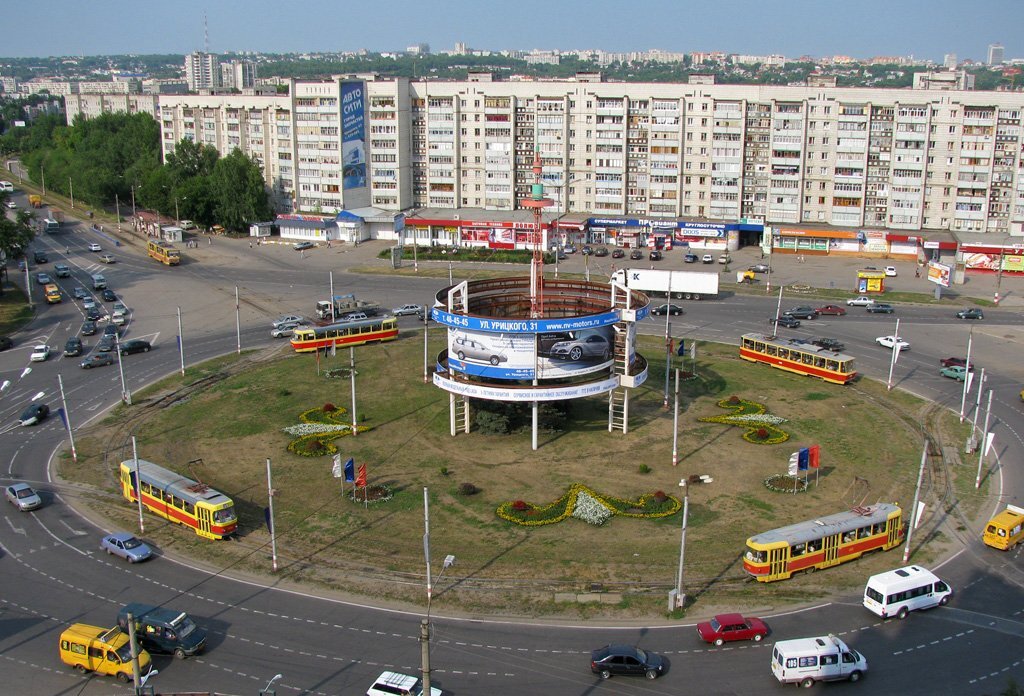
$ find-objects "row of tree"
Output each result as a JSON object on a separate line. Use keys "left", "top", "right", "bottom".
{"left": 1, "top": 108, "right": 272, "bottom": 234}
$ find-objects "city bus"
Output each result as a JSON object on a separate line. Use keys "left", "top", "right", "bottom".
{"left": 740, "top": 332, "right": 857, "bottom": 385}
{"left": 743, "top": 503, "right": 903, "bottom": 582}
{"left": 44, "top": 283, "right": 62, "bottom": 304}
{"left": 118, "top": 458, "right": 236, "bottom": 540}
{"left": 983, "top": 504, "right": 1024, "bottom": 551}
{"left": 147, "top": 240, "right": 181, "bottom": 265}
{"left": 290, "top": 316, "right": 398, "bottom": 353}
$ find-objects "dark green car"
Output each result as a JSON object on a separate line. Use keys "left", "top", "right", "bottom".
{"left": 955, "top": 308, "right": 984, "bottom": 320}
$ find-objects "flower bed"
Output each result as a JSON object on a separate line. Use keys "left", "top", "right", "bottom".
{"left": 764, "top": 474, "right": 808, "bottom": 493}
{"left": 347, "top": 483, "right": 393, "bottom": 504}
{"left": 283, "top": 404, "right": 370, "bottom": 457}
{"left": 496, "top": 483, "right": 681, "bottom": 527}
{"left": 698, "top": 396, "right": 789, "bottom": 445}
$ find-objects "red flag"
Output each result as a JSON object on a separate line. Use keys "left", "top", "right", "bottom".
{"left": 355, "top": 463, "right": 367, "bottom": 487}
{"left": 808, "top": 445, "right": 820, "bottom": 469}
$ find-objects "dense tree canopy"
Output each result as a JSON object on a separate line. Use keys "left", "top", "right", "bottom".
{"left": 6, "top": 111, "right": 271, "bottom": 233}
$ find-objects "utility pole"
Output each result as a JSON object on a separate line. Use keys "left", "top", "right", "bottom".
{"left": 69, "top": 177, "right": 74, "bottom": 209}
{"left": 350, "top": 347, "right": 358, "bottom": 436}
{"left": 132, "top": 437, "right": 144, "bottom": 533}
{"left": 902, "top": 443, "right": 928, "bottom": 563}
{"left": 235, "top": 286, "right": 241, "bottom": 354}
{"left": 975, "top": 390, "right": 994, "bottom": 489}
{"left": 672, "top": 368, "right": 680, "bottom": 466}
{"left": 958, "top": 330, "right": 973, "bottom": 422}
{"left": 57, "top": 374, "right": 77, "bottom": 462}
{"left": 267, "top": 458, "right": 278, "bottom": 571}
{"left": 177, "top": 306, "right": 185, "bottom": 376}
{"left": 672, "top": 479, "right": 689, "bottom": 610}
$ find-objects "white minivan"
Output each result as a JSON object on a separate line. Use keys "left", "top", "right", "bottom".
{"left": 863, "top": 565, "right": 952, "bottom": 619}
{"left": 771, "top": 634, "right": 867, "bottom": 688}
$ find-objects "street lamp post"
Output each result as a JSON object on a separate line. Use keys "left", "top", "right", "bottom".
{"left": 671, "top": 478, "right": 689, "bottom": 610}
{"left": 40, "top": 164, "right": 45, "bottom": 196}
{"left": 174, "top": 196, "right": 180, "bottom": 226}
{"left": 69, "top": 176, "right": 74, "bottom": 209}
{"left": 421, "top": 553, "right": 455, "bottom": 696}
{"left": 114, "top": 334, "right": 131, "bottom": 405}
{"left": 115, "top": 194, "right": 122, "bottom": 231}
{"left": 260, "top": 673, "right": 283, "bottom": 696}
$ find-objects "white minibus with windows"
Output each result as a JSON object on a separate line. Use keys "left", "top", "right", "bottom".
{"left": 771, "top": 634, "right": 867, "bottom": 687}
{"left": 863, "top": 565, "right": 952, "bottom": 619}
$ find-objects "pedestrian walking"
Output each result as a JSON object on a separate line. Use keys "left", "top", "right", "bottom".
{"left": 249, "top": 241, "right": 253, "bottom": 249}
{"left": 208, "top": 237, "right": 212, "bottom": 246}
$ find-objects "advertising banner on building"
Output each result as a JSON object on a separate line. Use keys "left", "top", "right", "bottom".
{"left": 961, "top": 248, "right": 1024, "bottom": 272}
{"left": 863, "top": 230, "right": 888, "bottom": 254}
{"left": 448, "top": 328, "right": 534, "bottom": 379}
{"left": 340, "top": 81, "right": 366, "bottom": 191}
{"left": 488, "top": 228, "right": 515, "bottom": 249}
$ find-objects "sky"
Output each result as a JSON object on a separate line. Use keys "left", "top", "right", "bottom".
{"left": 3, "top": 0, "right": 1022, "bottom": 63}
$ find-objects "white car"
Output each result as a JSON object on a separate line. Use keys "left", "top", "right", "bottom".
{"left": 392, "top": 304, "right": 424, "bottom": 317}
{"left": 4, "top": 201, "right": 16, "bottom": 209}
{"left": 701, "top": 254, "right": 714, "bottom": 264}
{"left": 876, "top": 335, "right": 910, "bottom": 351}
{"left": 179, "top": 220, "right": 196, "bottom": 230}
{"left": 272, "top": 314, "right": 305, "bottom": 328}
{"left": 99, "top": 253, "right": 116, "bottom": 264}
{"left": 846, "top": 296, "right": 876, "bottom": 307}
{"left": 366, "top": 671, "right": 442, "bottom": 696}
{"left": 111, "top": 310, "right": 127, "bottom": 326}
{"left": 30, "top": 344, "right": 51, "bottom": 362}
{"left": 87, "top": 243, "right": 102, "bottom": 252}
{"left": 271, "top": 321, "right": 303, "bottom": 338}
{"left": 884, "top": 266, "right": 897, "bottom": 277}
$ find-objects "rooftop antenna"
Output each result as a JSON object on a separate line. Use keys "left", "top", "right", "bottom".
{"left": 204, "top": 13, "right": 209, "bottom": 53}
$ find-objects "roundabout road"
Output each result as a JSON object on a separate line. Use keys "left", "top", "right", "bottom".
{"left": 1, "top": 221, "right": 1022, "bottom": 695}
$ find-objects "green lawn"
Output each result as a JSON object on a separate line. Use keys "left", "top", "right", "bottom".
{"left": 60, "top": 331, "right": 979, "bottom": 618}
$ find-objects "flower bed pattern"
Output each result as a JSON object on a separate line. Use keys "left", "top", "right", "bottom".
{"left": 283, "top": 404, "right": 370, "bottom": 457}
{"left": 764, "top": 474, "right": 808, "bottom": 493}
{"left": 699, "top": 396, "right": 789, "bottom": 445}
{"left": 496, "top": 483, "right": 681, "bottom": 527}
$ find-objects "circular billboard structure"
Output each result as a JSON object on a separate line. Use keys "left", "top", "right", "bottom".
{"left": 431, "top": 277, "right": 651, "bottom": 443}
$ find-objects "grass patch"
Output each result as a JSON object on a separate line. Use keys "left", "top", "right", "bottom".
{"left": 59, "top": 331, "right": 982, "bottom": 618}
{"left": 0, "top": 283, "right": 33, "bottom": 336}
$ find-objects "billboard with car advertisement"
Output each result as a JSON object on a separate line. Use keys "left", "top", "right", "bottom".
{"left": 927, "top": 261, "right": 952, "bottom": 288}
{"left": 439, "top": 309, "right": 620, "bottom": 380}
{"left": 446, "top": 326, "right": 615, "bottom": 379}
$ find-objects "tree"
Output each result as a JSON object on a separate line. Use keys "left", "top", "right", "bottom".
{"left": 0, "top": 195, "right": 37, "bottom": 294}
{"left": 210, "top": 149, "right": 272, "bottom": 232}
{"left": 165, "top": 139, "right": 219, "bottom": 182}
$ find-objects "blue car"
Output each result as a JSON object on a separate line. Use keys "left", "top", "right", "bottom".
{"left": 100, "top": 532, "right": 153, "bottom": 563}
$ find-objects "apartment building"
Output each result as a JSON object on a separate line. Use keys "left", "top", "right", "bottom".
{"left": 65, "top": 93, "right": 159, "bottom": 123}
{"left": 142, "top": 77, "right": 1024, "bottom": 237}
{"left": 185, "top": 52, "right": 220, "bottom": 91}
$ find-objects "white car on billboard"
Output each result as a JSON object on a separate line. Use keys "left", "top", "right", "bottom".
{"left": 452, "top": 336, "right": 507, "bottom": 365}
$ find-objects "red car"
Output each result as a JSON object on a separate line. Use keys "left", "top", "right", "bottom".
{"left": 940, "top": 357, "right": 974, "bottom": 370}
{"left": 696, "top": 613, "right": 769, "bottom": 646}
{"left": 815, "top": 304, "right": 847, "bottom": 316}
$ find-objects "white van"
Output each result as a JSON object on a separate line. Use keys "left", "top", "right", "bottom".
{"left": 863, "top": 565, "right": 952, "bottom": 619}
{"left": 771, "top": 634, "right": 867, "bottom": 688}
{"left": 0, "top": 181, "right": 14, "bottom": 192}
{"left": 91, "top": 273, "right": 107, "bottom": 290}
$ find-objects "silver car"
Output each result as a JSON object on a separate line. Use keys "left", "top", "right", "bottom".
{"left": 452, "top": 336, "right": 507, "bottom": 365}
{"left": 6, "top": 482, "right": 43, "bottom": 511}
{"left": 550, "top": 333, "right": 610, "bottom": 362}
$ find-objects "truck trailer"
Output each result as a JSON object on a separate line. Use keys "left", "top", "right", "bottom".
{"left": 315, "top": 293, "right": 382, "bottom": 320}
{"left": 611, "top": 268, "right": 719, "bottom": 300}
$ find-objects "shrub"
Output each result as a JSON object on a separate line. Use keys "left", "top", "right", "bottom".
{"left": 457, "top": 482, "right": 480, "bottom": 496}
{"left": 322, "top": 403, "right": 336, "bottom": 412}
{"left": 303, "top": 440, "right": 326, "bottom": 454}
{"left": 756, "top": 427, "right": 769, "bottom": 440}
{"left": 652, "top": 490, "right": 667, "bottom": 503}
{"left": 727, "top": 395, "right": 741, "bottom": 404}
{"left": 638, "top": 463, "right": 651, "bottom": 474}
{"left": 511, "top": 500, "right": 528, "bottom": 511}
{"left": 439, "top": 466, "right": 450, "bottom": 476}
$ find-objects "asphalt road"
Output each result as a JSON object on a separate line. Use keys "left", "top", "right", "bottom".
{"left": 1, "top": 197, "right": 1023, "bottom": 695}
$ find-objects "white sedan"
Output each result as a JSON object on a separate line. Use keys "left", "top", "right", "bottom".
{"left": 884, "top": 266, "right": 897, "bottom": 277}
{"left": 87, "top": 243, "right": 102, "bottom": 252}
{"left": 30, "top": 344, "right": 51, "bottom": 362}
{"left": 876, "top": 335, "right": 910, "bottom": 351}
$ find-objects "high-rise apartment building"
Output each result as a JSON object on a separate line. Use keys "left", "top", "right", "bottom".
{"left": 147, "top": 76, "right": 1024, "bottom": 236}
{"left": 987, "top": 44, "right": 1004, "bottom": 66}
{"left": 220, "top": 60, "right": 257, "bottom": 90}
{"left": 185, "top": 52, "right": 220, "bottom": 91}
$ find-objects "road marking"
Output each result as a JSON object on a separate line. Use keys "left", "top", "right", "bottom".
{"left": 58, "top": 519, "right": 87, "bottom": 537}
{"left": 5, "top": 517, "right": 26, "bottom": 535}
